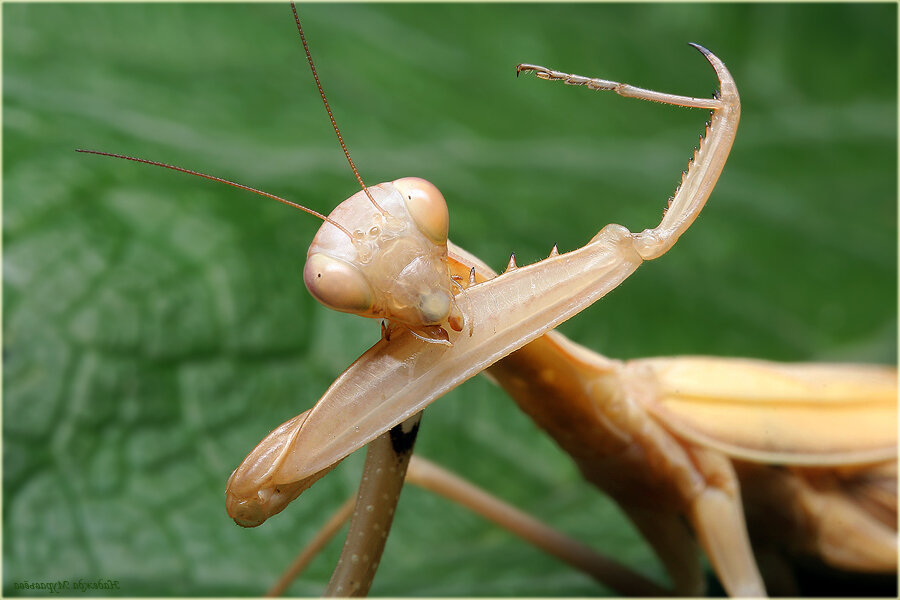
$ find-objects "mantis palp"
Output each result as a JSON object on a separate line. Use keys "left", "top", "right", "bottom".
{"left": 5, "top": 3, "right": 896, "bottom": 596}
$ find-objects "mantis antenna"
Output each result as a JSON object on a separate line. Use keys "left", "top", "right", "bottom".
{"left": 74, "top": 149, "right": 356, "bottom": 241}
{"left": 290, "top": 2, "right": 388, "bottom": 217}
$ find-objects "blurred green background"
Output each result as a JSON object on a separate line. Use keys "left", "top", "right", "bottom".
{"left": 4, "top": 3, "right": 896, "bottom": 596}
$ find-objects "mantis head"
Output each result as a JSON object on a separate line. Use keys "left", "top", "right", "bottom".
{"left": 304, "top": 177, "right": 465, "bottom": 343}
{"left": 291, "top": 9, "right": 462, "bottom": 344}
{"left": 78, "top": 9, "right": 467, "bottom": 346}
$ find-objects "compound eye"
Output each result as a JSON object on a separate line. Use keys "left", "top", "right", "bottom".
{"left": 393, "top": 177, "right": 449, "bottom": 245}
{"left": 304, "top": 253, "right": 375, "bottom": 315}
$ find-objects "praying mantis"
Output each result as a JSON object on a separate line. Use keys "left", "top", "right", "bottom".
{"left": 212, "top": 5, "right": 896, "bottom": 596}
{"left": 4, "top": 3, "right": 897, "bottom": 597}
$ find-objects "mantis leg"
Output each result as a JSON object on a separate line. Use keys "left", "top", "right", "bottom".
{"left": 324, "top": 414, "right": 422, "bottom": 597}
{"left": 519, "top": 44, "right": 740, "bottom": 261}
{"left": 738, "top": 461, "right": 898, "bottom": 575}
{"left": 405, "top": 456, "right": 669, "bottom": 597}
{"left": 686, "top": 446, "right": 766, "bottom": 597}
{"left": 615, "top": 504, "right": 705, "bottom": 596}
{"left": 267, "top": 498, "right": 355, "bottom": 597}
{"left": 271, "top": 452, "right": 668, "bottom": 596}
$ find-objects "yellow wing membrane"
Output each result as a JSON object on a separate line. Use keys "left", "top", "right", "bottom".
{"left": 632, "top": 357, "right": 897, "bottom": 466}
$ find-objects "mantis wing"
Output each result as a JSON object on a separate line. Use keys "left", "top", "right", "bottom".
{"left": 628, "top": 356, "right": 897, "bottom": 466}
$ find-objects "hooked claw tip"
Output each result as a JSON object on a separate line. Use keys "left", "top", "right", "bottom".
{"left": 515, "top": 63, "right": 540, "bottom": 77}
{"left": 687, "top": 42, "right": 713, "bottom": 57}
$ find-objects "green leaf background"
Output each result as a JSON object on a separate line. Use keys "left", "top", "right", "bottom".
{"left": 4, "top": 3, "right": 896, "bottom": 596}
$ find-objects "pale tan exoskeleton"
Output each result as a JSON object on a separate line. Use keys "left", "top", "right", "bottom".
{"left": 304, "top": 176, "right": 464, "bottom": 345}
{"left": 78, "top": 4, "right": 897, "bottom": 597}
